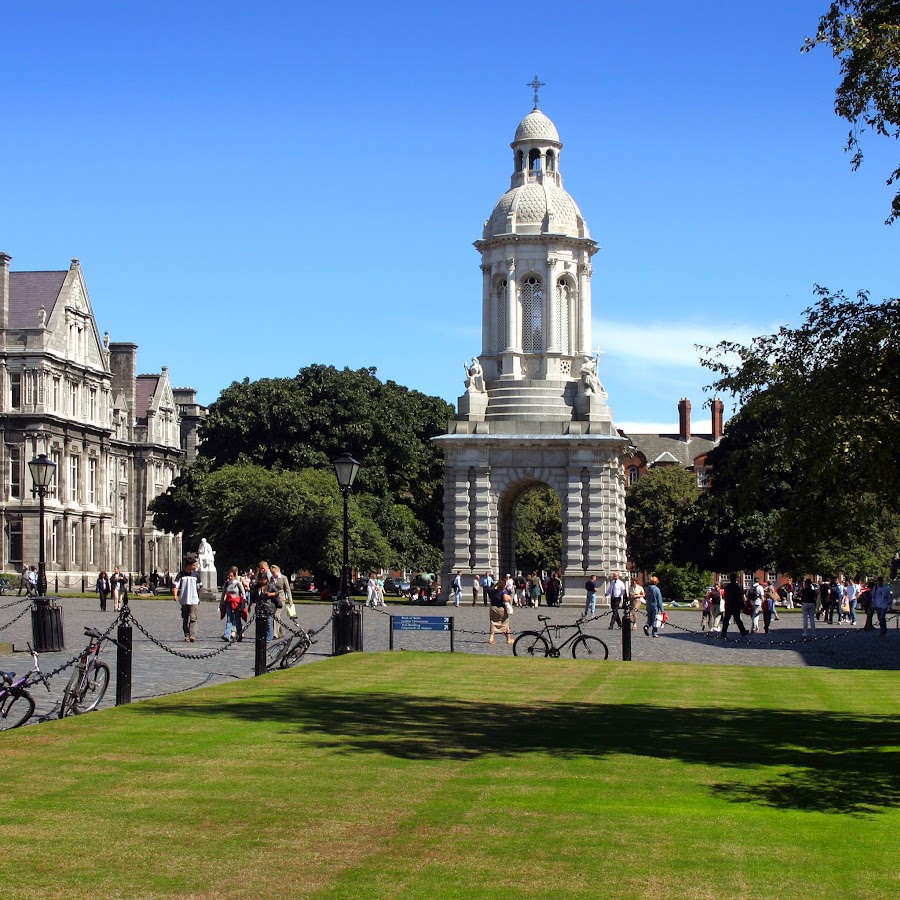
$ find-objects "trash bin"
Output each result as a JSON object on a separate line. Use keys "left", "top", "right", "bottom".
{"left": 332, "top": 601, "right": 363, "bottom": 655}
{"left": 31, "top": 597, "right": 64, "bottom": 652}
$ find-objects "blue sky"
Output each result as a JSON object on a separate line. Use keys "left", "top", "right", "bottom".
{"left": 2, "top": 0, "right": 897, "bottom": 431}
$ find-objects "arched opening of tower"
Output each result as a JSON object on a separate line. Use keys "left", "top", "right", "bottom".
{"left": 501, "top": 483, "right": 562, "bottom": 579}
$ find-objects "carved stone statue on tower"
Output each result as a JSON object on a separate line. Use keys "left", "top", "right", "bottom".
{"left": 464, "top": 357, "right": 486, "bottom": 393}
{"left": 580, "top": 357, "right": 602, "bottom": 395}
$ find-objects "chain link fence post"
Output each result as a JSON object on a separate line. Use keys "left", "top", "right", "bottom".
{"left": 622, "top": 598, "right": 632, "bottom": 661}
{"left": 116, "top": 602, "right": 132, "bottom": 706}
{"left": 254, "top": 600, "right": 267, "bottom": 676}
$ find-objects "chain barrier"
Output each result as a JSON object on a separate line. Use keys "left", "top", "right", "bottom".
{"left": 132, "top": 672, "right": 242, "bottom": 702}
{"left": 127, "top": 611, "right": 239, "bottom": 660}
{"left": 0, "top": 595, "right": 32, "bottom": 610}
{"left": 0, "top": 603, "right": 33, "bottom": 634}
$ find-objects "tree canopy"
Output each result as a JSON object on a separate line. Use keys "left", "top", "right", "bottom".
{"left": 804, "top": 0, "right": 900, "bottom": 223}
{"left": 700, "top": 286, "right": 900, "bottom": 575}
{"left": 151, "top": 365, "right": 454, "bottom": 577}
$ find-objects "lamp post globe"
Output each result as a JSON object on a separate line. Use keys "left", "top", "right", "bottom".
{"left": 28, "top": 453, "right": 56, "bottom": 598}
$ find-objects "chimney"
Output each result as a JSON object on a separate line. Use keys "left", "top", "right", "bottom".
{"left": 711, "top": 398, "right": 724, "bottom": 441}
{"left": 108, "top": 342, "right": 138, "bottom": 427}
{"left": 0, "top": 252, "right": 10, "bottom": 332}
{"left": 678, "top": 398, "right": 691, "bottom": 441}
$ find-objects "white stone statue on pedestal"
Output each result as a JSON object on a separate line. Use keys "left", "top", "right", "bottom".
{"left": 464, "top": 357, "right": 486, "bottom": 393}
{"left": 580, "top": 357, "right": 602, "bottom": 395}
{"left": 197, "top": 538, "right": 217, "bottom": 593}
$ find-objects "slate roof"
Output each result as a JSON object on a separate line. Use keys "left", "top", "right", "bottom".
{"left": 8, "top": 271, "right": 67, "bottom": 329}
{"left": 135, "top": 375, "right": 160, "bottom": 425}
{"left": 619, "top": 431, "right": 718, "bottom": 468}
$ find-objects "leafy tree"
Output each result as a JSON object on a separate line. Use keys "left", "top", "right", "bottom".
{"left": 160, "top": 463, "right": 392, "bottom": 579}
{"left": 804, "top": 0, "right": 900, "bottom": 223}
{"left": 701, "top": 286, "right": 900, "bottom": 574}
{"left": 653, "top": 561, "right": 712, "bottom": 602}
{"left": 514, "top": 486, "right": 562, "bottom": 574}
{"left": 626, "top": 466, "right": 700, "bottom": 572}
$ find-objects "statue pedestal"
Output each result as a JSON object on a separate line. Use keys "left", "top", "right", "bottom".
{"left": 457, "top": 390, "right": 488, "bottom": 421}
{"left": 574, "top": 390, "right": 610, "bottom": 422}
{"left": 199, "top": 567, "right": 218, "bottom": 601}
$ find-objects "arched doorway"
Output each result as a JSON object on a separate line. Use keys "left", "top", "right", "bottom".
{"left": 498, "top": 480, "right": 562, "bottom": 578}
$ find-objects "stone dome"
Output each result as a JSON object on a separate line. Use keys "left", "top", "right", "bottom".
{"left": 514, "top": 109, "right": 560, "bottom": 144}
{"left": 483, "top": 181, "right": 589, "bottom": 239}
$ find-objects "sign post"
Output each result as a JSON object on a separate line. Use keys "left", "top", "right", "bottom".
{"left": 389, "top": 615, "right": 454, "bottom": 652}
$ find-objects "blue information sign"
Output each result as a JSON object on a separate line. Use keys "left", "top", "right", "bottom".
{"left": 392, "top": 616, "right": 451, "bottom": 632}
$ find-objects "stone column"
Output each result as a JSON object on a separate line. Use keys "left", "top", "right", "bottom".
{"left": 577, "top": 261, "right": 592, "bottom": 355}
{"left": 546, "top": 257, "right": 559, "bottom": 352}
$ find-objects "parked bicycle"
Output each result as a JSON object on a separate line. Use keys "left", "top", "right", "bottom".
{"left": 59, "top": 627, "right": 116, "bottom": 717}
{"left": 513, "top": 615, "right": 609, "bottom": 659}
{"left": 265, "top": 625, "right": 318, "bottom": 672}
{"left": 0, "top": 644, "right": 51, "bottom": 731}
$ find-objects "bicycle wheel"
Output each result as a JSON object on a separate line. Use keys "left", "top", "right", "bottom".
{"left": 513, "top": 632, "right": 550, "bottom": 657}
{"left": 279, "top": 637, "right": 311, "bottom": 669}
{"left": 265, "top": 639, "right": 288, "bottom": 672}
{"left": 59, "top": 665, "right": 84, "bottom": 718}
{"left": 72, "top": 662, "right": 110, "bottom": 714}
{"left": 571, "top": 635, "right": 609, "bottom": 660}
{"left": 0, "top": 691, "right": 35, "bottom": 730}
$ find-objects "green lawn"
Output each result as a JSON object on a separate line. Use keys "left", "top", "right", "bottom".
{"left": 0, "top": 654, "right": 897, "bottom": 899}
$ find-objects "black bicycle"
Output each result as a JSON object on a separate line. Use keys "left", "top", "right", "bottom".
{"left": 0, "top": 644, "right": 51, "bottom": 731}
{"left": 513, "top": 615, "right": 609, "bottom": 659}
{"left": 265, "top": 625, "right": 318, "bottom": 671}
{"left": 59, "top": 627, "right": 116, "bottom": 717}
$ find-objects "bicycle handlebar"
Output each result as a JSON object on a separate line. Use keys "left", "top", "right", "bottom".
{"left": 84, "top": 627, "right": 119, "bottom": 647}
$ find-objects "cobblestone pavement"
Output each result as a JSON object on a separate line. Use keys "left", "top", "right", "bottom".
{"left": 1, "top": 595, "right": 897, "bottom": 724}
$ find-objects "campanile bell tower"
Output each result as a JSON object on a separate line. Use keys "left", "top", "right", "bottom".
{"left": 435, "top": 82, "right": 628, "bottom": 597}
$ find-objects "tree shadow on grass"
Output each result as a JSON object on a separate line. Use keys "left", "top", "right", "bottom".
{"left": 146, "top": 690, "right": 900, "bottom": 815}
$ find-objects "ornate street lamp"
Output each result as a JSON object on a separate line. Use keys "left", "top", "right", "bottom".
{"left": 332, "top": 452, "right": 361, "bottom": 654}
{"left": 28, "top": 453, "right": 56, "bottom": 597}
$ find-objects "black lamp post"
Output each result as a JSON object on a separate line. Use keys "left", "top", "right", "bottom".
{"left": 28, "top": 453, "right": 56, "bottom": 597}
{"left": 332, "top": 452, "right": 361, "bottom": 654}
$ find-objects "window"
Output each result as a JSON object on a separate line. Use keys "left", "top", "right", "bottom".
{"left": 119, "top": 459, "right": 127, "bottom": 482}
{"left": 627, "top": 465, "right": 639, "bottom": 487}
{"left": 89, "top": 524, "right": 96, "bottom": 565}
{"left": 52, "top": 378, "right": 60, "bottom": 411}
{"left": 119, "top": 495, "right": 127, "bottom": 526}
{"left": 496, "top": 278, "right": 507, "bottom": 350}
{"left": 89, "top": 389, "right": 97, "bottom": 421}
{"left": 69, "top": 382, "right": 78, "bottom": 416}
{"left": 528, "top": 148, "right": 541, "bottom": 171}
{"left": 8, "top": 520, "right": 22, "bottom": 564}
{"left": 522, "top": 276, "right": 543, "bottom": 353}
{"left": 88, "top": 457, "right": 98, "bottom": 504}
{"left": 69, "top": 455, "right": 80, "bottom": 503}
{"left": 70, "top": 522, "right": 78, "bottom": 565}
{"left": 51, "top": 520, "right": 60, "bottom": 564}
{"left": 556, "top": 279, "right": 571, "bottom": 355}
{"left": 8, "top": 446, "right": 21, "bottom": 499}
{"left": 696, "top": 466, "right": 711, "bottom": 489}
{"left": 51, "top": 450, "right": 61, "bottom": 495}
{"left": 9, "top": 373, "right": 21, "bottom": 409}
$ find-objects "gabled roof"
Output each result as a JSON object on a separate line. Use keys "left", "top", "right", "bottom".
{"left": 8, "top": 271, "right": 67, "bottom": 329}
{"left": 621, "top": 432, "right": 718, "bottom": 469}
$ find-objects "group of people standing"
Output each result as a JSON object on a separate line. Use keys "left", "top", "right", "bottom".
{"left": 469, "top": 571, "right": 564, "bottom": 608}
{"left": 170, "top": 556, "right": 294, "bottom": 643}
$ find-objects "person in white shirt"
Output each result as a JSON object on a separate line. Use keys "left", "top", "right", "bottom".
{"left": 173, "top": 557, "right": 202, "bottom": 642}
{"left": 605, "top": 572, "right": 626, "bottom": 630}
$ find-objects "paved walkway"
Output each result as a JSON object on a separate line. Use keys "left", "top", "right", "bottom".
{"left": 1, "top": 595, "right": 897, "bottom": 724}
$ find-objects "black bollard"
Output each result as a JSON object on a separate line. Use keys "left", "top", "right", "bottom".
{"left": 54, "top": 575, "right": 59, "bottom": 593}
{"left": 116, "top": 606, "right": 132, "bottom": 705}
{"left": 254, "top": 601, "right": 268, "bottom": 676}
{"left": 622, "top": 598, "right": 632, "bottom": 661}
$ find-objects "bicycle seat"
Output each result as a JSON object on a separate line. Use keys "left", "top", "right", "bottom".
{"left": 537, "top": 615, "right": 552, "bottom": 622}
{"left": 84, "top": 627, "right": 104, "bottom": 639}
{"left": 2, "top": 671, "right": 15, "bottom": 684}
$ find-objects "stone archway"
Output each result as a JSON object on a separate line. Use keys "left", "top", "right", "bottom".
{"left": 498, "top": 478, "right": 562, "bottom": 578}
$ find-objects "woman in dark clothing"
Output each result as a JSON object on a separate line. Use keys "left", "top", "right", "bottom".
{"left": 96, "top": 571, "right": 110, "bottom": 612}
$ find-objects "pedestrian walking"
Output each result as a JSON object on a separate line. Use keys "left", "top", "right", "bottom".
{"left": 221, "top": 566, "right": 246, "bottom": 642}
{"left": 800, "top": 577, "right": 817, "bottom": 637}
{"left": 96, "top": 571, "right": 110, "bottom": 612}
{"left": 721, "top": 573, "right": 749, "bottom": 639}
{"left": 271, "top": 565, "right": 292, "bottom": 635}
{"left": 488, "top": 584, "right": 514, "bottom": 645}
{"left": 872, "top": 576, "right": 893, "bottom": 636}
{"left": 452, "top": 571, "right": 463, "bottom": 607}
{"left": 605, "top": 571, "right": 626, "bottom": 629}
{"left": 111, "top": 566, "right": 127, "bottom": 611}
{"left": 173, "top": 556, "right": 201, "bottom": 642}
{"left": 644, "top": 576, "right": 663, "bottom": 638}
{"left": 584, "top": 575, "right": 598, "bottom": 617}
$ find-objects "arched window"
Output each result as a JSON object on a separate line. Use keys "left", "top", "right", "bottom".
{"left": 627, "top": 465, "right": 640, "bottom": 486}
{"left": 516, "top": 150, "right": 524, "bottom": 171}
{"left": 556, "top": 278, "right": 572, "bottom": 355}
{"left": 546, "top": 150, "right": 556, "bottom": 172}
{"left": 496, "top": 278, "right": 508, "bottom": 350}
{"left": 522, "top": 276, "right": 543, "bottom": 353}
{"left": 529, "top": 149, "right": 541, "bottom": 171}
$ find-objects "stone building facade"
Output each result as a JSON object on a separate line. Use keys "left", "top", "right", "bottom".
{"left": 435, "top": 101, "right": 628, "bottom": 597}
{"left": 0, "top": 253, "right": 205, "bottom": 584}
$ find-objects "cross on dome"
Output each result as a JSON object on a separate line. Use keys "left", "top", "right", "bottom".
{"left": 527, "top": 75, "right": 545, "bottom": 109}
